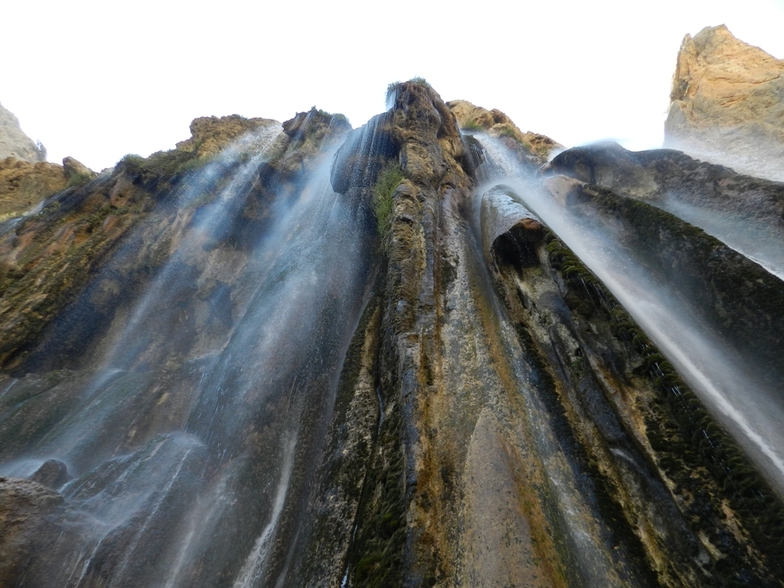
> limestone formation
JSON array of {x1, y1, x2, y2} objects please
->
[
  {"x1": 1, "y1": 73, "x2": 783, "y2": 588},
  {"x1": 447, "y1": 99, "x2": 563, "y2": 163},
  {"x1": 0, "y1": 102, "x2": 45, "y2": 164},
  {"x1": 665, "y1": 25, "x2": 784, "y2": 181}
]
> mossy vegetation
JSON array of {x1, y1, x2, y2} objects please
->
[
  {"x1": 410, "y1": 76, "x2": 431, "y2": 88},
  {"x1": 315, "y1": 108, "x2": 350, "y2": 127},
  {"x1": 118, "y1": 148, "x2": 208, "y2": 188},
  {"x1": 544, "y1": 231, "x2": 784, "y2": 583},
  {"x1": 66, "y1": 171, "x2": 94, "y2": 188},
  {"x1": 460, "y1": 119, "x2": 483, "y2": 132},
  {"x1": 347, "y1": 394, "x2": 406, "y2": 588},
  {"x1": 583, "y1": 185, "x2": 784, "y2": 363},
  {"x1": 386, "y1": 77, "x2": 432, "y2": 105},
  {"x1": 372, "y1": 163, "x2": 404, "y2": 249}
]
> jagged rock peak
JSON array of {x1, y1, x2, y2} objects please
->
[
  {"x1": 0, "y1": 102, "x2": 46, "y2": 164},
  {"x1": 665, "y1": 25, "x2": 784, "y2": 181},
  {"x1": 447, "y1": 99, "x2": 562, "y2": 163}
]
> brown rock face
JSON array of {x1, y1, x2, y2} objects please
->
[
  {"x1": 62, "y1": 156, "x2": 93, "y2": 181},
  {"x1": 0, "y1": 102, "x2": 45, "y2": 164},
  {"x1": 447, "y1": 99, "x2": 562, "y2": 164},
  {"x1": 0, "y1": 157, "x2": 67, "y2": 220},
  {"x1": 175, "y1": 113, "x2": 281, "y2": 158},
  {"x1": 665, "y1": 25, "x2": 784, "y2": 181}
]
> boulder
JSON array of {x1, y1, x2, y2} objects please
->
[
  {"x1": 29, "y1": 459, "x2": 70, "y2": 488},
  {"x1": 62, "y1": 156, "x2": 93, "y2": 181}
]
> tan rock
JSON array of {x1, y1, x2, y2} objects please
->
[
  {"x1": 62, "y1": 156, "x2": 93, "y2": 181},
  {"x1": 0, "y1": 102, "x2": 45, "y2": 163},
  {"x1": 0, "y1": 157, "x2": 66, "y2": 221},
  {"x1": 175, "y1": 114, "x2": 280, "y2": 158},
  {"x1": 665, "y1": 25, "x2": 784, "y2": 181},
  {"x1": 447, "y1": 99, "x2": 563, "y2": 162}
]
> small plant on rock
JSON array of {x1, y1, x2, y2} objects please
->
[
  {"x1": 372, "y1": 163, "x2": 404, "y2": 249},
  {"x1": 461, "y1": 119, "x2": 483, "y2": 132}
]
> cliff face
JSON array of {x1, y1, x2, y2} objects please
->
[
  {"x1": 665, "y1": 25, "x2": 784, "y2": 181},
  {"x1": 0, "y1": 102, "x2": 45, "y2": 164},
  {"x1": 0, "y1": 37, "x2": 783, "y2": 588}
]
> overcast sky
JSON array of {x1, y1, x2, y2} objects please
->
[{"x1": 2, "y1": 0, "x2": 783, "y2": 171}]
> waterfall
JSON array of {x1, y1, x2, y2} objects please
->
[
  {"x1": 473, "y1": 133, "x2": 784, "y2": 496},
  {"x1": 0, "y1": 125, "x2": 377, "y2": 587},
  {"x1": 2, "y1": 82, "x2": 783, "y2": 587}
]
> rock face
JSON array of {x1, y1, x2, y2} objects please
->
[
  {"x1": 0, "y1": 78, "x2": 783, "y2": 588},
  {"x1": 175, "y1": 113, "x2": 281, "y2": 158},
  {"x1": 545, "y1": 141, "x2": 784, "y2": 278},
  {"x1": 0, "y1": 157, "x2": 68, "y2": 220},
  {"x1": 0, "y1": 105, "x2": 100, "y2": 222},
  {"x1": 0, "y1": 102, "x2": 45, "y2": 164},
  {"x1": 447, "y1": 99, "x2": 562, "y2": 164},
  {"x1": 665, "y1": 25, "x2": 784, "y2": 181}
]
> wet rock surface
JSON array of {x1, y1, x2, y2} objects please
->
[
  {"x1": 546, "y1": 141, "x2": 784, "y2": 278},
  {"x1": 0, "y1": 76, "x2": 783, "y2": 588}
]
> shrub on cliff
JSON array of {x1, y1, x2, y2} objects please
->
[{"x1": 372, "y1": 163, "x2": 403, "y2": 249}]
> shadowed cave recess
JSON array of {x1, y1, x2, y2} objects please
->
[{"x1": 0, "y1": 78, "x2": 783, "y2": 588}]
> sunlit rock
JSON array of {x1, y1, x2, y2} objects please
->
[
  {"x1": 448, "y1": 99, "x2": 563, "y2": 163},
  {"x1": 176, "y1": 113, "x2": 281, "y2": 158},
  {"x1": 0, "y1": 102, "x2": 45, "y2": 163},
  {"x1": 665, "y1": 24, "x2": 784, "y2": 181}
]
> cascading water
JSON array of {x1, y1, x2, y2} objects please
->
[
  {"x1": 473, "y1": 133, "x2": 784, "y2": 496},
  {"x1": 653, "y1": 195, "x2": 784, "y2": 280},
  {"x1": 0, "y1": 123, "x2": 377, "y2": 587},
  {"x1": 2, "y1": 81, "x2": 783, "y2": 587}
]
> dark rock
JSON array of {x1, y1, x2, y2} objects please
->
[{"x1": 29, "y1": 459, "x2": 70, "y2": 488}]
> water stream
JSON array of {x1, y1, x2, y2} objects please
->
[
  {"x1": 473, "y1": 134, "x2": 784, "y2": 496},
  {"x1": 0, "y1": 128, "x2": 377, "y2": 587}
]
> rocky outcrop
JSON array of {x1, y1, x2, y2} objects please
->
[
  {"x1": 0, "y1": 157, "x2": 68, "y2": 220},
  {"x1": 447, "y1": 99, "x2": 562, "y2": 164},
  {"x1": 0, "y1": 111, "x2": 324, "y2": 372},
  {"x1": 0, "y1": 102, "x2": 45, "y2": 164},
  {"x1": 665, "y1": 25, "x2": 784, "y2": 181},
  {"x1": 0, "y1": 103, "x2": 97, "y2": 221},
  {"x1": 544, "y1": 141, "x2": 784, "y2": 278},
  {"x1": 62, "y1": 156, "x2": 93, "y2": 181},
  {"x1": 175, "y1": 113, "x2": 282, "y2": 158}
]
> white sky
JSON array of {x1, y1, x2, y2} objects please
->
[{"x1": 2, "y1": 0, "x2": 783, "y2": 171}]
